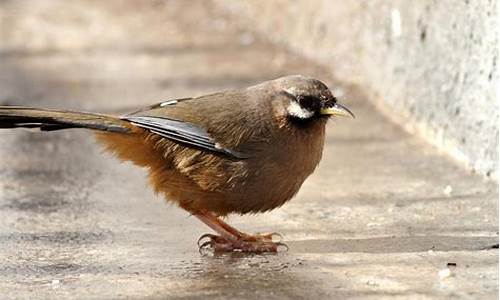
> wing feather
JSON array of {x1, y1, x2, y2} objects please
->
[{"x1": 124, "y1": 116, "x2": 248, "y2": 159}]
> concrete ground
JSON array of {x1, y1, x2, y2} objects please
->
[{"x1": 0, "y1": 1, "x2": 498, "y2": 299}]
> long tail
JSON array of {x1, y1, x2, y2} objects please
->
[
  {"x1": 0, "y1": 105, "x2": 161, "y2": 169},
  {"x1": 0, "y1": 106, "x2": 131, "y2": 133}
]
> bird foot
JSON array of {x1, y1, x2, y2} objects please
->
[{"x1": 198, "y1": 233, "x2": 288, "y2": 254}]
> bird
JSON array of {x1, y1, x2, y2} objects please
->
[{"x1": 0, "y1": 75, "x2": 354, "y2": 253}]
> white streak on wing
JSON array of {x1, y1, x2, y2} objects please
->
[
  {"x1": 160, "y1": 100, "x2": 178, "y2": 107},
  {"x1": 287, "y1": 101, "x2": 314, "y2": 119}
]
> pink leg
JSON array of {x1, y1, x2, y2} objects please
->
[{"x1": 193, "y1": 210, "x2": 286, "y2": 253}]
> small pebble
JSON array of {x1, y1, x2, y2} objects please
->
[
  {"x1": 438, "y1": 268, "x2": 451, "y2": 279},
  {"x1": 366, "y1": 280, "x2": 378, "y2": 286},
  {"x1": 443, "y1": 185, "x2": 453, "y2": 196}
]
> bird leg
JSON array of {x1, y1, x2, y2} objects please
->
[{"x1": 193, "y1": 210, "x2": 286, "y2": 253}]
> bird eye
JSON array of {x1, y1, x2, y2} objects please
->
[{"x1": 298, "y1": 96, "x2": 320, "y2": 111}]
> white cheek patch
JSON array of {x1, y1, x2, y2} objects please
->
[{"x1": 287, "y1": 101, "x2": 315, "y2": 119}]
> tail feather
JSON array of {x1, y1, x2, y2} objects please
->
[{"x1": 0, "y1": 106, "x2": 131, "y2": 133}]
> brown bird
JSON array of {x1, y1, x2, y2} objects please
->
[{"x1": 0, "y1": 75, "x2": 353, "y2": 253}]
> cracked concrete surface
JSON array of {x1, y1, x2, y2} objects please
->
[{"x1": 0, "y1": 1, "x2": 498, "y2": 299}]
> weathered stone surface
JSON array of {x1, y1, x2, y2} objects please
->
[{"x1": 216, "y1": 0, "x2": 499, "y2": 180}]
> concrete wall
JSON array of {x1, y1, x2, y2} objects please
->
[{"x1": 215, "y1": 0, "x2": 499, "y2": 180}]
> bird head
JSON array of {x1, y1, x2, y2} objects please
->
[{"x1": 273, "y1": 75, "x2": 354, "y2": 121}]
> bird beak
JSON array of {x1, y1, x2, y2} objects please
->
[{"x1": 320, "y1": 102, "x2": 355, "y2": 118}]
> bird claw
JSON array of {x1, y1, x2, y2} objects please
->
[
  {"x1": 256, "y1": 232, "x2": 283, "y2": 243},
  {"x1": 198, "y1": 240, "x2": 213, "y2": 253},
  {"x1": 197, "y1": 232, "x2": 288, "y2": 255},
  {"x1": 197, "y1": 233, "x2": 219, "y2": 247},
  {"x1": 198, "y1": 236, "x2": 235, "y2": 255},
  {"x1": 275, "y1": 242, "x2": 289, "y2": 252}
]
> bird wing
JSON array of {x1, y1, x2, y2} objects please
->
[{"x1": 123, "y1": 115, "x2": 249, "y2": 159}]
